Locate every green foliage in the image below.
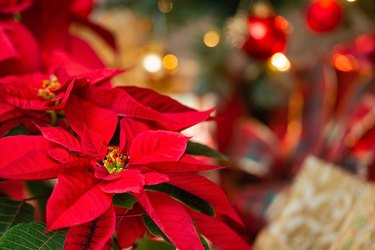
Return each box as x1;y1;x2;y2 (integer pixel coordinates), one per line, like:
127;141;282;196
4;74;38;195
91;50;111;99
4;125;30;136
199;233;210;250
26;180;53;221
0;197;34;236
137;236;175;250
146;183;215;216
0;222;66;249
113;193;137;209
186;140;226;160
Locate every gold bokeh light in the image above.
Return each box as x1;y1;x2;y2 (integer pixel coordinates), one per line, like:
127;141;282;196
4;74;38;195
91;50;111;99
204;30;220;48
269;52;291;72
163;54;178;71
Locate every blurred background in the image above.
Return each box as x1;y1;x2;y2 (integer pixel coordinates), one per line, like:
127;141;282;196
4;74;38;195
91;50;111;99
74;0;375;246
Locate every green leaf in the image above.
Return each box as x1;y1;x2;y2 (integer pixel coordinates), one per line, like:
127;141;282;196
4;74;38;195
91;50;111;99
145;183;215;216
137;235;175;250
185;140;226;160
142;215;173;245
0;222;66;249
113;193;137;209
26;180;53;221
4;125;30;136
199;231;210;250
0;197;34;236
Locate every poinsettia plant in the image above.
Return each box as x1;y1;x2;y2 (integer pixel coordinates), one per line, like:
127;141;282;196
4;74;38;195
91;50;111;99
0;0;252;249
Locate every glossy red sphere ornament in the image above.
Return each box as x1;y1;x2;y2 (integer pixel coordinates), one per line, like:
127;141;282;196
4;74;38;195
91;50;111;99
242;2;289;61
306;0;343;33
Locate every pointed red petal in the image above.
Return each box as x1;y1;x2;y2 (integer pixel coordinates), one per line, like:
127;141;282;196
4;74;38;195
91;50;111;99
0;80;48;110
46;169;112;231
48;148;76;163
0;136;52;167
191;212;252;250
144;154;223;173
0;26;18;61
65;206;116;250
80;86;166;122
130;130;188;165
119;117;151;153
38;126;82;152
65;94;117;144
168;173;244;226
143;172;169;185
0;136;62;180
122;86;198;112
160;108;215;131
100;169;145;194
78;68;123;86
0;120;21;137
122;86;214;130
0;0;32;14
48;148;92;171
0;101;14;115
138;191;204;250
82;86;213;131
116;215;146;249
0;180;26;200
81;126;108;160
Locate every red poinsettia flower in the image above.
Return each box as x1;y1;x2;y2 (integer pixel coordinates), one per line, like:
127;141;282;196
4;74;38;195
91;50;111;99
0;124;186;248
0;66;121;136
0;89;249;249
21;0;115;69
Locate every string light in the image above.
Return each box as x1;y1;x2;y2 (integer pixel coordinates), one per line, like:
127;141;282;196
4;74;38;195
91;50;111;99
269;52;291;72
203;30;220;48
332;53;358;72
142;54;162;73
162;54;178;71
158;0;173;13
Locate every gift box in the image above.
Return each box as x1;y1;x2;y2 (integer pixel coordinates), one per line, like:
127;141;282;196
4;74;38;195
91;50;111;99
254;156;366;250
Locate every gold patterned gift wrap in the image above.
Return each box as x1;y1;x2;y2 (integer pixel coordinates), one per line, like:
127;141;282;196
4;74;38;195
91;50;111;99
254;156;366;250
329;183;375;250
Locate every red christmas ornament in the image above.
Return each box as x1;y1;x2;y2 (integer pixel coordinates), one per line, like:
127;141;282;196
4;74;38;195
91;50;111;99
242;3;289;61
305;0;343;33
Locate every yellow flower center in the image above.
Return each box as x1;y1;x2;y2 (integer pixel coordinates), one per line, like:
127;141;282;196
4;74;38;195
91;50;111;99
103;147;128;174
37;75;61;100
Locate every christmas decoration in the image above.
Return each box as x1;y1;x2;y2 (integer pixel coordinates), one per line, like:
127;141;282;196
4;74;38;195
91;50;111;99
242;2;289;61
305;0;343;33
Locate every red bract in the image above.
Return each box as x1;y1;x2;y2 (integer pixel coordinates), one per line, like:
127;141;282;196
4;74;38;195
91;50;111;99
0;20;41;76
0;0;33;14
138;191;204;250
0;135;64;180
21;0;115;68
65;206;116;250
191;211;252;250
73;84;214;151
